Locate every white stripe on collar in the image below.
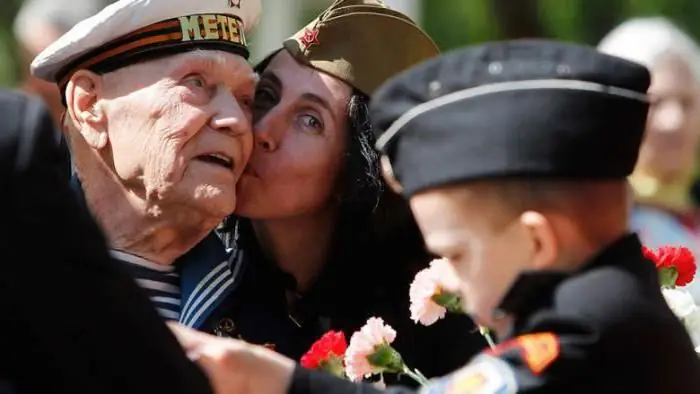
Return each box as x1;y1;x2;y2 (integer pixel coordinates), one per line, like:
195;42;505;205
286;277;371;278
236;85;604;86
180;246;246;328
110;250;175;272
375;78;649;151
179;261;229;324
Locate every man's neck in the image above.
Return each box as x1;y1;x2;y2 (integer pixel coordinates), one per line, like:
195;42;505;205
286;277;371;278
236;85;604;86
251;209;337;293
553;222;630;272
77;163;216;266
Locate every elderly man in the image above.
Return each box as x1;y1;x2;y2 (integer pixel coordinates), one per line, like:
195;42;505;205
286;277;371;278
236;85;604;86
31;0;260;321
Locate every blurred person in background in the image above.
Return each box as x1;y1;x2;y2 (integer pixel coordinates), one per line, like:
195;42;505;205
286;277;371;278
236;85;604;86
599;17;700;301
13;0;115;124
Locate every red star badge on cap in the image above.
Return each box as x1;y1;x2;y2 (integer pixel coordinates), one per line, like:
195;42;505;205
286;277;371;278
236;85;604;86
299;28;319;50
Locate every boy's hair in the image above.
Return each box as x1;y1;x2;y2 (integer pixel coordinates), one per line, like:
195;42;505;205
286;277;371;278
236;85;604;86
460;179;631;234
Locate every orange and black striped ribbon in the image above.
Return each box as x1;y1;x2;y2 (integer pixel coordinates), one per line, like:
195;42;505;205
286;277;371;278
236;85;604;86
57;14;249;93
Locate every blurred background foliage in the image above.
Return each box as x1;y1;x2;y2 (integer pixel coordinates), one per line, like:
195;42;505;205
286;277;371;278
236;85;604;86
2;0;700;86
0;0;23;85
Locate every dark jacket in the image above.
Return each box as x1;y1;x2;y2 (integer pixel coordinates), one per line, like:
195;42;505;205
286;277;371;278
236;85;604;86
180;215;487;387
0;91;212;394
286;234;700;394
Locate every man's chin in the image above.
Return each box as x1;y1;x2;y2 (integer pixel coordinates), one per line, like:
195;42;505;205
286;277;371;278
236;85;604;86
189;185;236;218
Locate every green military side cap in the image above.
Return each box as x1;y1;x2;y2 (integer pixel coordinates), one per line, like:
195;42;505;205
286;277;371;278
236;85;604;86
283;0;439;95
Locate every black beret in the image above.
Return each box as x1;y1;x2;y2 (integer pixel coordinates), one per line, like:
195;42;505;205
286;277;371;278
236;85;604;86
370;39;651;197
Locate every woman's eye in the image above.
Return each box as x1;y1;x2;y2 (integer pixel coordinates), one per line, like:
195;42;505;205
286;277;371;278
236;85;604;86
252;87;278;122
253;87;277;109
300;114;323;132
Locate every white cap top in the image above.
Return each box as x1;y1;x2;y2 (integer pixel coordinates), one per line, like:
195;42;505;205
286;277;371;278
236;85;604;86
31;0;261;83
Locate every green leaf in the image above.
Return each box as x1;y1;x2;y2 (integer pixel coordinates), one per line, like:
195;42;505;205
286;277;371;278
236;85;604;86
659;266;679;288
366;344;405;373
432;292;464;314
319;356;346;378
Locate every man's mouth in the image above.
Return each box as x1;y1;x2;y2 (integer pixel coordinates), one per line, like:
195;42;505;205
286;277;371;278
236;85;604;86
195;153;234;170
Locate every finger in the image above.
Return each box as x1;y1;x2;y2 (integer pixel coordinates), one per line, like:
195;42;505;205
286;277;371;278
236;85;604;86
168;322;215;350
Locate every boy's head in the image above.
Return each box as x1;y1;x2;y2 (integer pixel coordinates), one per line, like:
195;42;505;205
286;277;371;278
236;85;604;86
410;179;630;330
370;40;651;331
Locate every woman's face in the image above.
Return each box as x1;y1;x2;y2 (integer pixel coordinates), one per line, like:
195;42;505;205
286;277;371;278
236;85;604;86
638;53;700;182
235;50;353;219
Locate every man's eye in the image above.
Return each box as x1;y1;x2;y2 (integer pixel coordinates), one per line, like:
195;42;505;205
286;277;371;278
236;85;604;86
184;74;206;88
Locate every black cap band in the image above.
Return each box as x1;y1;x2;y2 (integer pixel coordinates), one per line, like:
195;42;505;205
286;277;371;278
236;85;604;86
370;40;652;197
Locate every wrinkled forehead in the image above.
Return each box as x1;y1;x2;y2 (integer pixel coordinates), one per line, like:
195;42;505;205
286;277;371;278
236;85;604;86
145;50;253;78
97;50;256;94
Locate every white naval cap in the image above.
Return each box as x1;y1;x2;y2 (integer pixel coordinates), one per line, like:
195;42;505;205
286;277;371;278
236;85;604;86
31;0;261;89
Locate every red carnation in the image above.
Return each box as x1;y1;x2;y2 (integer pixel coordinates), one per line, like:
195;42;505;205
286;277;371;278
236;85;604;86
643;245;697;287
301;331;348;377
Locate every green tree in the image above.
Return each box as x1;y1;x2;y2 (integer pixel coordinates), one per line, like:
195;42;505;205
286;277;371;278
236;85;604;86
0;0;23;86
421;0;700;51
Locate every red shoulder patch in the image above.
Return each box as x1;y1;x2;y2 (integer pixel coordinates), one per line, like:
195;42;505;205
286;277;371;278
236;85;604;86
488;332;560;375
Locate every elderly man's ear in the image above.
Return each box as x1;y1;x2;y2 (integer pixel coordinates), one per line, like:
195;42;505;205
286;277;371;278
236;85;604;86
65;70;109;150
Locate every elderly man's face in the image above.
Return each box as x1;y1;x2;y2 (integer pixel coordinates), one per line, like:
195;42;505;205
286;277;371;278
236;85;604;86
92;51;255;218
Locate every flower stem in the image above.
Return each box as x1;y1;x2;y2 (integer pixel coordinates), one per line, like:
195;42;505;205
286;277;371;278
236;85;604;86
479;326;497;350
414;368;429;383
402;366;429;386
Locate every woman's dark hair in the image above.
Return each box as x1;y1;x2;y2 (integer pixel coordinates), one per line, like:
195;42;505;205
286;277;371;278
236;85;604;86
252;51;432;302
340;90;383;211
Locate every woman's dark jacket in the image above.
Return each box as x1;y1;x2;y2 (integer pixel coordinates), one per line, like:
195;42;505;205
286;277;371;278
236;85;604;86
177;197;487;386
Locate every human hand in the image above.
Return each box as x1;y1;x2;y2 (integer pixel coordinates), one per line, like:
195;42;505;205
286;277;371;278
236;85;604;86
169;323;296;394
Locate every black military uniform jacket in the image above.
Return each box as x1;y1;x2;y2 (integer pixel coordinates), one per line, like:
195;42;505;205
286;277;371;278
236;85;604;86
287;234;700;394
0;91;212;394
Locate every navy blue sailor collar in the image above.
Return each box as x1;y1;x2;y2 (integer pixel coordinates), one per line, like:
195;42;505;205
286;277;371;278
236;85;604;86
177;219;248;329
72;174;247;330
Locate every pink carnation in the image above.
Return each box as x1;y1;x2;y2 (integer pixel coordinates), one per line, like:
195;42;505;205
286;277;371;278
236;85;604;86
345;317;397;382
409;258;461;326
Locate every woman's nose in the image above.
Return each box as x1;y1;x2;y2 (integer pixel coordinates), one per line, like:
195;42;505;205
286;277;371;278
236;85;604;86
253;108;284;152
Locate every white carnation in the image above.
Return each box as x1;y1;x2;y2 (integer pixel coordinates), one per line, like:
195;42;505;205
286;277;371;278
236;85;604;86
663;288;700;345
662;288;697;318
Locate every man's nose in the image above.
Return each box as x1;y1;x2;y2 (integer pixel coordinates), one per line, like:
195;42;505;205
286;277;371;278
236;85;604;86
209;89;252;137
